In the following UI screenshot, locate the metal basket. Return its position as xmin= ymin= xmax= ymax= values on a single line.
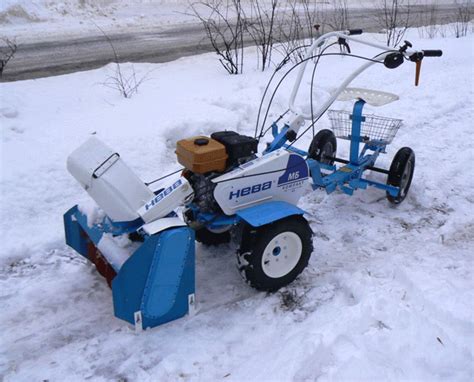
xmin=327 ymin=110 xmax=403 ymax=145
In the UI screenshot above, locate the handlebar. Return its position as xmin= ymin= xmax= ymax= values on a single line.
xmin=288 ymin=30 xmax=443 ymax=121
xmin=348 ymin=29 xmax=363 ymax=35
xmin=422 ymin=49 xmax=443 ymax=57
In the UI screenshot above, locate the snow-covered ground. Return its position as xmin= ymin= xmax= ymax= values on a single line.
xmin=0 ymin=0 xmax=461 ymax=43
xmin=0 ymin=0 xmax=195 ymax=43
xmin=1 ymin=28 xmax=473 ymax=381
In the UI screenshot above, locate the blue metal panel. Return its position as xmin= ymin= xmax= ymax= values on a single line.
xmin=64 ymin=206 xmax=89 ymax=258
xmin=307 ymin=159 xmax=325 ymax=188
xmin=359 ymin=178 xmax=399 ymax=196
xmin=277 ymin=154 xmax=309 ymax=186
xmin=264 ymin=126 xmax=289 ymax=154
xmin=64 ymin=205 xmax=104 ymax=259
xmin=112 ymin=235 xmax=159 ymax=325
xmin=73 ymin=207 xmax=104 ymax=245
xmin=112 ymin=227 xmax=195 ymax=329
xmin=236 ymin=201 xmax=305 ymax=227
xmin=349 ymin=100 xmax=366 ymax=164
xmin=271 ymin=122 xmax=278 ymax=137
xmin=142 ymin=228 xmax=194 ymax=318
xmin=284 ymin=144 xmax=308 ymax=157
xmin=64 ymin=206 xmax=144 ymax=249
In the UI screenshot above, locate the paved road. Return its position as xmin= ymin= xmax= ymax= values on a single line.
xmin=1 ymin=4 xmax=459 ymax=82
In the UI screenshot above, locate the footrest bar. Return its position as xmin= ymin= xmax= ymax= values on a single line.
xmin=327 ymin=156 xmax=390 ymax=175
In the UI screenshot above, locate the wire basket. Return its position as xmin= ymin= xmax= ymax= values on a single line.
xmin=327 ymin=110 xmax=403 ymax=145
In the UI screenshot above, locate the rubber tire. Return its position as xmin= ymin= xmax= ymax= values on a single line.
xmin=237 ymin=216 xmax=313 ymax=292
xmin=195 ymin=227 xmax=231 ymax=246
xmin=308 ymin=129 xmax=337 ymax=165
xmin=386 ymin=147 xmax=415 ymax=204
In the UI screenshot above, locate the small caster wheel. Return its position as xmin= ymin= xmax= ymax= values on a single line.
xmin=308 ymin=129 xmax=337 ymax=165
xmin=386 ymin=147 xmax=415 ymax=204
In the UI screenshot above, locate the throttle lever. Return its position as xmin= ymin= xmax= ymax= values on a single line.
xmin=408 ymin=52 xmax=424 ymax=86
xmin=337 ymin=37 xmax=351 ymax=54
xmin=415 ymin=61 xmax=422 ymax=86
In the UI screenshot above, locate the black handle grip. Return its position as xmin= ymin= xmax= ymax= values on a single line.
xmin=423 ymin=50 xmax=443 ymax=57
xmin=348 ymin=29 xmax=363 ymax=35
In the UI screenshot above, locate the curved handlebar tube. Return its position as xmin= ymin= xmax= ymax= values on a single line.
xmin=288 ymin=30 xmax=427 ymax=121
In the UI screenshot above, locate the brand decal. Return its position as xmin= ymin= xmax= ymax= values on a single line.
xmin=229 ymin=181 xmax=272 ymax=200
xmin=277 ymin=155 xmax=309 ymax=189
xmin=144 ymin=179 xmax=182 ymax=210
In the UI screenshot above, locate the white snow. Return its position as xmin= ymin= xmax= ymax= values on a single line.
xmin=0 ymin=0 xmax=195 ymax=43
xmin=1 ymin=0 xmax=461 ymax=44
xmin=1 ymin=28 xmax=473 ymax=381
xmin=97 ymin=233 xmax=134 ymax=272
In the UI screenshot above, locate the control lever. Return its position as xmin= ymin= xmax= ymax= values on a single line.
xmin=399 ymin=40 xmax=413 ymax=53
xmin=408 ymin=52 xmax=424 ymax=86
xmin=337 ymin=37 xmax=351 ymax=54
xmin=415 ymin=61 xmax=422 ymax=86
xmin=408 ymin=49 xmax=443 ymax=86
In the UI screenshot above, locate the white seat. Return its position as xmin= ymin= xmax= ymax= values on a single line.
xmin=337 ymin=87 xmax=399 ymax=106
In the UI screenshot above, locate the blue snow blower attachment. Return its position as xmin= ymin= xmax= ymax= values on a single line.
xmin=64 ymin=137 xmax=196 ymax=330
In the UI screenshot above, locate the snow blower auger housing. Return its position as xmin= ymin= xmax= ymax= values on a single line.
xmin=64 ymin=137 xmax=196 ymax=330
xmin=64 ymin=30 xmax=442 ymax=330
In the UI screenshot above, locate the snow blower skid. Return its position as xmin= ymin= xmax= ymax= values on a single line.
xmin=64 ymin=137 xmax=196 ymax=329
xmin=64 ymin=30 xmax=442 ymax=330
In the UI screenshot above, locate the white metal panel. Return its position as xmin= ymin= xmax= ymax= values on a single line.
xmin=213 ymin=149 xmax=309 ymax=215
xmin=141 ymin=217 xmax=186 ymax=236
xmin=138 ymin=177 xmax=194 ymax=223
xmin=67 ymin=137 xmax=154 ymax=222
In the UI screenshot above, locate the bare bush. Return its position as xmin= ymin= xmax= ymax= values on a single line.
xmin=439 ymin=23 xmax=448 ymax=38
xmin=189 ymin=0 xmax=245 ymax=74
xmin=95 ymin=25 xmax=147 ymax=98
xmin=245 ymin=0 xmax=278 ymax=71
xmin=328 ymin=0 xmax=350 ymax=31
xmin=298 ymin=0 xmax=326 ymax=40
xmin=375 ymin=0 xmax=411 ymax=47
xmin=451 ymin=1 xmax=472 ymax=38
xmin=418 ymin=1 xmax=439 ymax=39
xmin=0 ymin=38 xmax=17 ymax=78
xmin=103 ymin=62 xmax=147 ymax=99
xmin=275 ymin=0 xmax=324 ymax=64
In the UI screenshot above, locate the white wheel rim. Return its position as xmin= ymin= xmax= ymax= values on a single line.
xmin=261 ymin=231 xmax=302 ymax=278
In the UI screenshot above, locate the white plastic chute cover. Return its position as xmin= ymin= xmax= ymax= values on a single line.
xmin=67 ymin=137 xmax=154 ymax=222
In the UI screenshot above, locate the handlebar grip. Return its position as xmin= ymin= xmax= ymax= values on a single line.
xmin=423 ymin=50 xmax=443 ymax=57
xmin=348 ymin=29 xmax=363 ymax=35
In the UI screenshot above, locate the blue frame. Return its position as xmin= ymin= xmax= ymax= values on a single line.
xmin=263 ymin=100 xmax=399 ymax=198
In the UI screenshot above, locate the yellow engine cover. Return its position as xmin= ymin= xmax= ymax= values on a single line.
xmin=176 ymin=136 xmax=228 ymax=174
